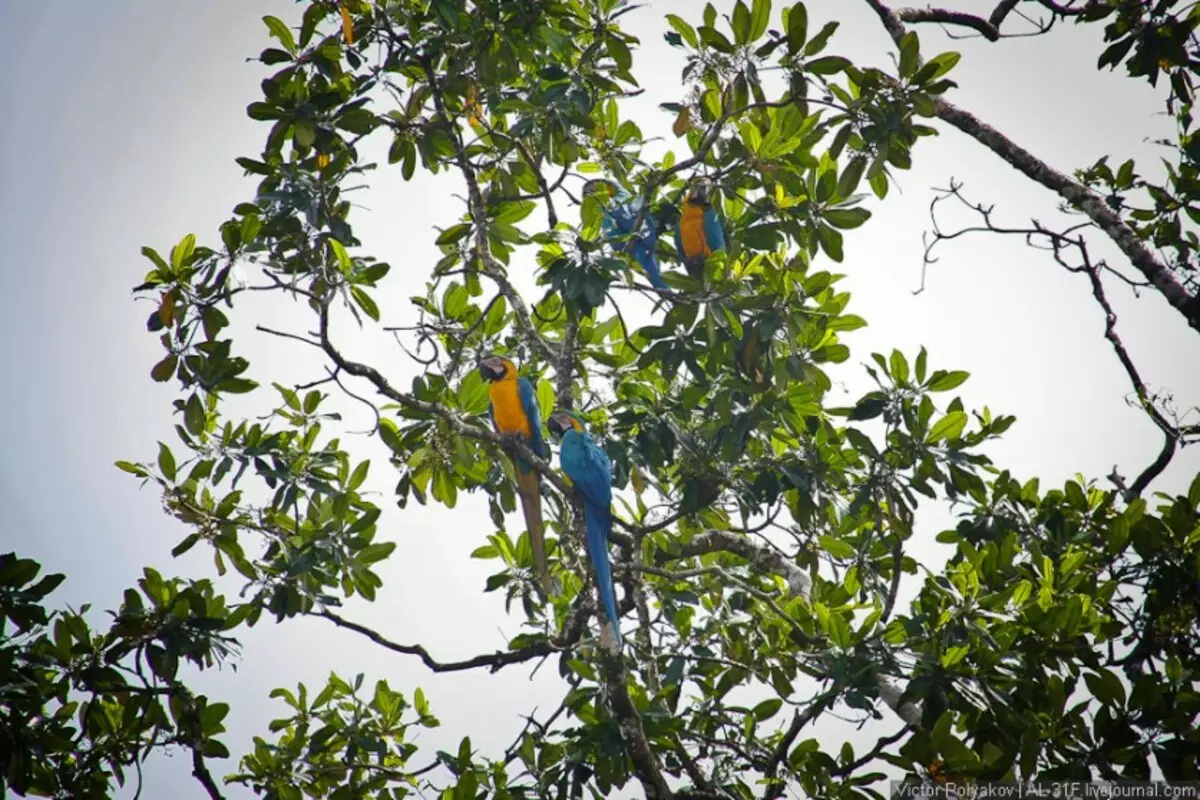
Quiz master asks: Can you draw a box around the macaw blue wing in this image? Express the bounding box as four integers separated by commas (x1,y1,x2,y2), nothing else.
615,195,664,288
567,435,613,512
703,207,726,252
517,376,549,460
599,191,664,289
560,430,620,644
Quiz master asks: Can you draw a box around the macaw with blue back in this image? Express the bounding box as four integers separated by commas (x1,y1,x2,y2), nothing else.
674,177,726,279
478,354,551,593
582,178,666,290
546,409,623,651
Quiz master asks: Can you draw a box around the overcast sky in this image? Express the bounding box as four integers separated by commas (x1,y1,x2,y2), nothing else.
2,1,1198,798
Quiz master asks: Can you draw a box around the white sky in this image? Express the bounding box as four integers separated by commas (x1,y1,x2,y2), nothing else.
1,1,1197,797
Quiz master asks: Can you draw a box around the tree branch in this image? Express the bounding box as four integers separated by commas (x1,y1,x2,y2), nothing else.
919,182,1184,502
189,740,225,800
895,5,1007,41
316,609,556,673
862,0,1200,334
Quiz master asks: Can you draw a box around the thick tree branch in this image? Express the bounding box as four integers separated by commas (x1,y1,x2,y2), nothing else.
895,5,1008,41
601,650,675,799
189,741,225,800
863,0,1200,334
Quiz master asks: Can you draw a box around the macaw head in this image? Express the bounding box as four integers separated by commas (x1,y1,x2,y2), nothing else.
582,179,616,205
685,177,715,206
547,409,586,440
478,354,517,382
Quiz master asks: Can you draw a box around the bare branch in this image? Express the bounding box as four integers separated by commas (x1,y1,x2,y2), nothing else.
189,742,226,800
895,6,1005,41
316,610,555,673
1034,0,1107,17
920,182,1184,501
863,0,1200,333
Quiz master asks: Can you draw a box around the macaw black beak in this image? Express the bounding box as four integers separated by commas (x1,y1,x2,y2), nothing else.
691,182,712,204
478,357,504,381
547,413,570,438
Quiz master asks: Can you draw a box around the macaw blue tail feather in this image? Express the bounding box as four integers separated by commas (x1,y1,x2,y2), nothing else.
583,500,621,641
633,243,665,289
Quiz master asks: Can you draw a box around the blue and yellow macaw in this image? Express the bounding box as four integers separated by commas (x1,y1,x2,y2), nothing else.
674,177,726,279
582,179,666,290
478,354,551,593
546,409,622,650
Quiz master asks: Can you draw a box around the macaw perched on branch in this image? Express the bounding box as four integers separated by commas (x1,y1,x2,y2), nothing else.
582,179,666,290
546,409,622,651
478,354,551,593
674,177,726,279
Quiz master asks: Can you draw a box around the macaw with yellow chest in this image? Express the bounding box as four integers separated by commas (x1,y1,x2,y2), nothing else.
478,354,551,593
582,178,666,290
546,409,623,651
674,177,726,279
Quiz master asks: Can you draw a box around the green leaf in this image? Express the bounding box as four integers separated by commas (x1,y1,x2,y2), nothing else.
1011,579,1032,607
818,535,855,559
803,21,838,57
940,645,969,668
262,15,297,54
823,207,870,230
748,0,771,41
898,32,920,79
151,354,178,383
1084,669,1126,708
170,234,196,269
827,314,867,332
927,411,967,443
666,14,699,48
157,442,177,482
115,460,149,477
888,349,909,384
816,224,843,262
536,380,555,423
837,156,867,199
926,370,969,392
752,697,783,721
328,239,353,274
360,542,396,564
436,224,472,246
916,51,961,84
351,286,381,322
806,56,850,75
184,394,206,436
786,4,808,53
731,1,752,44
172,533,202,557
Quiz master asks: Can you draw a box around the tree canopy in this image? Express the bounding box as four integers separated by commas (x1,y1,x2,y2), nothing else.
3,0,1199,798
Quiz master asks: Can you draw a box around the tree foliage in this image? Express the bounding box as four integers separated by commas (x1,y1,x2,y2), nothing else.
4,0,1200,798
